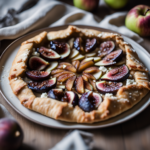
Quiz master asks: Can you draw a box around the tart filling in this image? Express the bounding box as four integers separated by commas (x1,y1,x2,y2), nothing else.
9,26,150,123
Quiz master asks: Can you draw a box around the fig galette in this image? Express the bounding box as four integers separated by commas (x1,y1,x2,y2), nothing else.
9,26,150,123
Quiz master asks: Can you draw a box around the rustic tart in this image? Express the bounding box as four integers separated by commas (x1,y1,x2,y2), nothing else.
9,26,150,123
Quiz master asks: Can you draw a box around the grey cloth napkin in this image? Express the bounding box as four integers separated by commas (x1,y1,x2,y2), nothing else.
0,0,143,43
0,104,14,119
50,130,94,150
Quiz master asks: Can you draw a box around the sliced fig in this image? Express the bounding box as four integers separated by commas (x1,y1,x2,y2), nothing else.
57,73,75,82
29,56,49,70
75,76,84,94
98,41,115,58
28,78,56,93
59,43,70,59
72,60,80,70
45,61,58,73
85,38,97,53
72,54,85,61
101,65,129,82
83,73,96,80
78,60,94,73
79,91,102,112
61,91,79,107
51,69,64,75
38,47,60,60
84,81,93,91
50,41,66,53
96,49,123,66
96,81,123,93
48,88,64,100
69,48,79,59
89,79,97,91
66,76,76,91
74,37,84,52
83,67,100,74
26,70,50,81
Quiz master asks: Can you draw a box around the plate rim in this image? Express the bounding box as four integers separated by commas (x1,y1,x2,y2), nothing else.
0,24,150,129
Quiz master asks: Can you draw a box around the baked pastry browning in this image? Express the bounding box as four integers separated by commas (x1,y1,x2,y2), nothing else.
9,26,150,123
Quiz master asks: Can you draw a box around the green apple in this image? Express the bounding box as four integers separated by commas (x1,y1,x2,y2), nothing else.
125,5,150,36
73,0,99,12
104,0,128,9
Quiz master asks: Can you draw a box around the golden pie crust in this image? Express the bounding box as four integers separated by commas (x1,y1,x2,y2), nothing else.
9,26,150,123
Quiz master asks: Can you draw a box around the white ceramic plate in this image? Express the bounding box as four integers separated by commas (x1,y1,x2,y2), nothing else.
0,25,150,129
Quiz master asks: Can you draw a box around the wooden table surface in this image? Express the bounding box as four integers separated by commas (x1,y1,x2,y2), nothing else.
1,0,150,150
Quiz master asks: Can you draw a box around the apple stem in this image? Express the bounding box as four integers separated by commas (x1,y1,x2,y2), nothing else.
145,9,150,16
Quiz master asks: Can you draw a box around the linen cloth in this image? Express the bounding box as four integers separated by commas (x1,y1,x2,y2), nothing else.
0,0,142,43
0,0,144,150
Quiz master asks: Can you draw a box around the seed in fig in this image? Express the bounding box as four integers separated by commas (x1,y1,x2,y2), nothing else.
0,118,23,150
95,49,123,66
79,91,102,112
85,38,97,53
50,41,71,59
74,37,84,52
38,47,60,60
48,88,64,100
61,91,79,107
98,41,115,58
101,65,129,82
29,56,49,70
96,81,123,93
28,78,56,93
26,70,50,81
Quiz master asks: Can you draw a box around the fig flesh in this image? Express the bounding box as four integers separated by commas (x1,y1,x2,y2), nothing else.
26,70,50,81
29,56,49,70
28,78,56,93
79,91,102,112
0,118,23,150
85,38,97,52
96,49,123,66
39,47,60,60
74,37,84,52
61,91,79,107
101,65,129,82
96,81,123,93
50,41,71,59
98,41,115,58
48,88,64,100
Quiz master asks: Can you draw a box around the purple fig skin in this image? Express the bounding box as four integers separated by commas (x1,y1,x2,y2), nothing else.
26,70,50,81
85,38,97,52
48,89,64,100
101,65,129,82
29,56,49,71
79,91,102,112
125,5,150,36
98,41,115,58
96,81,123,93
0,118,23,150
28,78,56,93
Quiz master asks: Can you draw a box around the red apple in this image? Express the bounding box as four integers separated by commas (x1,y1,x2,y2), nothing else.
73,0,100,12
125,5,150,36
